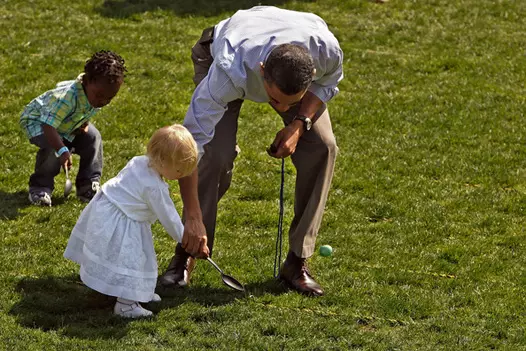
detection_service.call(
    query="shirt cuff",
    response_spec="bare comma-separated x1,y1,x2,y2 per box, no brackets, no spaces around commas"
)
309,83,340,103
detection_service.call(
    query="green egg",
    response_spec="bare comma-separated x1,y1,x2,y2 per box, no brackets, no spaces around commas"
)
319,245,333,257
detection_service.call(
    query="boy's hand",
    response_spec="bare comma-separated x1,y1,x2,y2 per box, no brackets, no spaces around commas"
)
60,152,73,170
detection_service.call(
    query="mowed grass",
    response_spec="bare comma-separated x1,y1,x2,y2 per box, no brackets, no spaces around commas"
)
1,0,526,349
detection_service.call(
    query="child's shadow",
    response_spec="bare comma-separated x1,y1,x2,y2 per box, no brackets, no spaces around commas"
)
0,191,31,220
10,275,134,339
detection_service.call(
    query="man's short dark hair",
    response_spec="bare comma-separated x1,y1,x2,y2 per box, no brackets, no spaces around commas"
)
263,44,314,95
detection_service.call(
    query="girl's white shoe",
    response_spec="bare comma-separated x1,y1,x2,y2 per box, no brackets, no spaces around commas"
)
150,293,161,302
114,301,153,318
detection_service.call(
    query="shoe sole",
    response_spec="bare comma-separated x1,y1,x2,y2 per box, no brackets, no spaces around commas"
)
278,276,324,297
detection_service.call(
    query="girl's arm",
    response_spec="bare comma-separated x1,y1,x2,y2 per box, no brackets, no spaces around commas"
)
147,185,210,259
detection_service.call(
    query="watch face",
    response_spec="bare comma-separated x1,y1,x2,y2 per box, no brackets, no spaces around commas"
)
295,116,312,131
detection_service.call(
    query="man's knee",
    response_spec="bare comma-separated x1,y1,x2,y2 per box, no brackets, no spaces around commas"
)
317,131,338,160
326,137,338,159
200,145,238,173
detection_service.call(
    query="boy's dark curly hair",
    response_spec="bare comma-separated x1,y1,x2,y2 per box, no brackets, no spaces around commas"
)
84,50,126,84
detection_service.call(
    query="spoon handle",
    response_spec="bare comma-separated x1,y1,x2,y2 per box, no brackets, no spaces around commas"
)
207,257,223,274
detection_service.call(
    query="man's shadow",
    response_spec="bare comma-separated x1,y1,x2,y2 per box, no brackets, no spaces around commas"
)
0,191,31,220
97,0,315,18
10,275,287,339
157,276,287,302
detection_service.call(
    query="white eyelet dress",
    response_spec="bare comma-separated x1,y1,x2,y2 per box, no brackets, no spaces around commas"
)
64,156,184,302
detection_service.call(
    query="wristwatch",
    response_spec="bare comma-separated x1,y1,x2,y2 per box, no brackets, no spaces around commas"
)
293,115,312,131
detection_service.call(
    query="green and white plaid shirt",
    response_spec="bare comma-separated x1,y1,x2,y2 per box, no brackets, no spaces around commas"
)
20,74,100,142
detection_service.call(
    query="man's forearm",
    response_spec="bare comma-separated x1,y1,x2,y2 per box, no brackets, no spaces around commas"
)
298,91,324,123
178,168,203,221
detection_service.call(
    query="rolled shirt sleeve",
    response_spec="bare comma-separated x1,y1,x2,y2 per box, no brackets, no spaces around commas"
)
308,47,344,103
183,64,243,160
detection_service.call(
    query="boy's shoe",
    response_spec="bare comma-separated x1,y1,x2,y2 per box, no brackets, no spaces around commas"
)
114,301,153,318
77,182,100,203
28,191,52,207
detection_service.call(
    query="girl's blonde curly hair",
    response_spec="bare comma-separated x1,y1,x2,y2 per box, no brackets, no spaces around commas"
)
147,124,198,178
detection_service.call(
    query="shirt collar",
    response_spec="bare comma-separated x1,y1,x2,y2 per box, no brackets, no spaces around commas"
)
75,74,94,110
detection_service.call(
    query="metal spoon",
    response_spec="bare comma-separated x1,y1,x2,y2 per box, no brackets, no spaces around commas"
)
64,167,73,198
207,257,245,292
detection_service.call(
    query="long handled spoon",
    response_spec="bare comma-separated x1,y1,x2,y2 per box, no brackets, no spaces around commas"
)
64,167,73,198
207,257,245,292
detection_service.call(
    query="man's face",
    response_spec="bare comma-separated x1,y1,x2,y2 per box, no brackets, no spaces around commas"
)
260,63,307,113
263,79,306,113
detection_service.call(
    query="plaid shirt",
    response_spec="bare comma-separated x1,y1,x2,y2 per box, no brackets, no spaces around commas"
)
20,74,100,142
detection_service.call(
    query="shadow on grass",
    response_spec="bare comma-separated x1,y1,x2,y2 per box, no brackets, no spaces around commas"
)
9,275,131,340
10,275,238,340
0,190,30,220
9,275,289,339
244,277,289,296
96,0,315,18
156,277,288,305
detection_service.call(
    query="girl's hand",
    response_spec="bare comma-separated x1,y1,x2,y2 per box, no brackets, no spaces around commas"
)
196,238,210,259
182,218,209,258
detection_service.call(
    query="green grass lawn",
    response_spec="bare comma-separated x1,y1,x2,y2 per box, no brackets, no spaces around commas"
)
1,0,526,349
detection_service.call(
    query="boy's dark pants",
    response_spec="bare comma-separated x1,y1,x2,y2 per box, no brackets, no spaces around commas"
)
28,123,103,195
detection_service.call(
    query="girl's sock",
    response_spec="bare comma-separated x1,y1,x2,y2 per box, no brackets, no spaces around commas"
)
114,298,153,318
117,297,135,305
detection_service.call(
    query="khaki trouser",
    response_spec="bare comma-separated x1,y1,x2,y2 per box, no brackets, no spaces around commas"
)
191,28,338,258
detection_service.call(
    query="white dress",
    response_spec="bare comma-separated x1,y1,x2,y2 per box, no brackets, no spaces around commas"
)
64,156,184,302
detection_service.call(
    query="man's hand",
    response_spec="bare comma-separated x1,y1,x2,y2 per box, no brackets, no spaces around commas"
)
182,218,210,258
268,119,304,158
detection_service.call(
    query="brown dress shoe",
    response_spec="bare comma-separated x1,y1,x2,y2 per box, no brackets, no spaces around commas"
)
159,244,195,287
279,251,324,296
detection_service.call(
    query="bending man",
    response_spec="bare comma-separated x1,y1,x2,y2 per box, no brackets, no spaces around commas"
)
161,6,344,296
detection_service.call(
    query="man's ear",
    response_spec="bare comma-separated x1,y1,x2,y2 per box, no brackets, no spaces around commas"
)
312,68,317,77
260,62,265,76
